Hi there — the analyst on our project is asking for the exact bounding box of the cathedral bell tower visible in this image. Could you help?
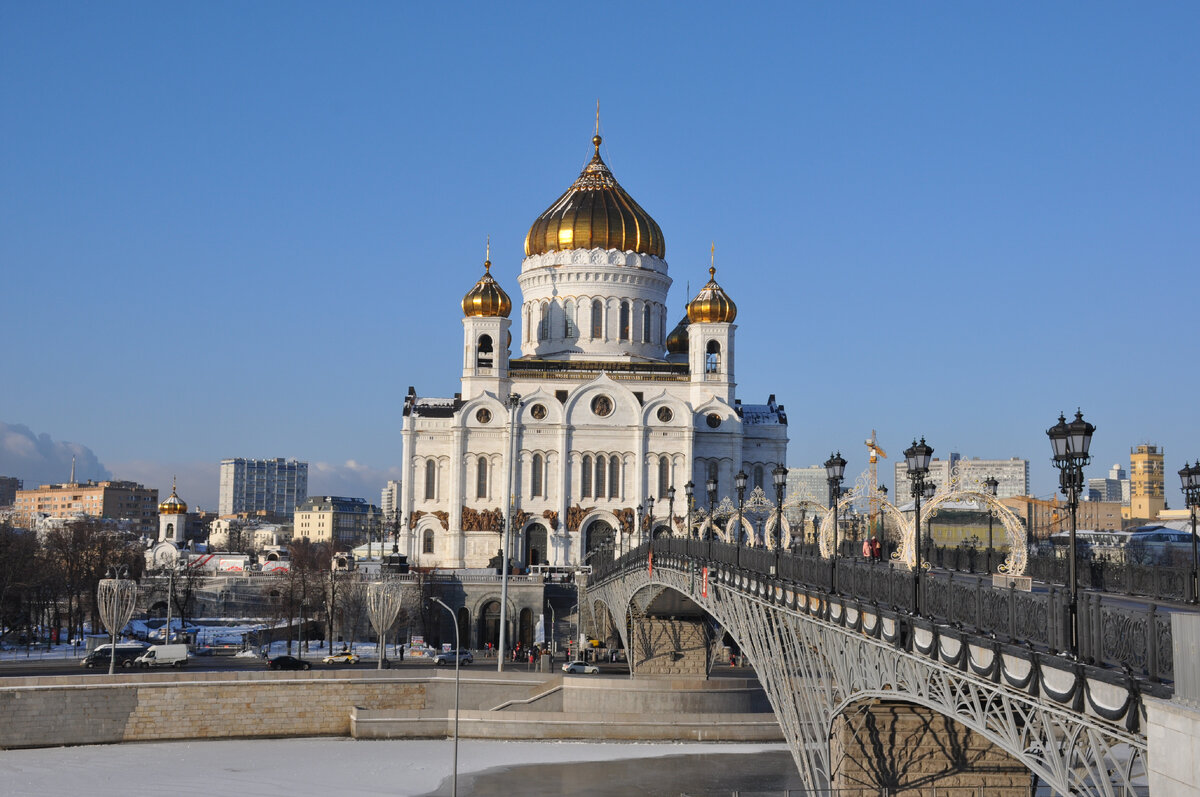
[686,264,737,404]
[460,244,512,400]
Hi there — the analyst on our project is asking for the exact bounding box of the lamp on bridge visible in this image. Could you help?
[646,496,655,544]
[734,470,748,566]
[684,480,695,540]
[984,475,999,573]
[824,452,847,594]
[1046,410,1094,659]
[706,476,718,556]
[1178,460,1200,604]
[904,437,934,616]
[772,465,788,574]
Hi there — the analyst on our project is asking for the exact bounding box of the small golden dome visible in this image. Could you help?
[665,314,689,354]
[158,479,187,515]
[687,266,737,323]
[525,134,665,258]
[462,259,512,318]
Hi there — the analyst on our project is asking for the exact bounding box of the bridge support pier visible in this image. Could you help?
[830,701,1032,796]
[629,617,711,676]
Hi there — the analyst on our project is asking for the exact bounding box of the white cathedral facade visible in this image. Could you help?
[398,133,788,569]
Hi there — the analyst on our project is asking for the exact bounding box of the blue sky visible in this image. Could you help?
[3,2,1197,511]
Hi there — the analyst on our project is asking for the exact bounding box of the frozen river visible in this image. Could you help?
[0,737,805,796]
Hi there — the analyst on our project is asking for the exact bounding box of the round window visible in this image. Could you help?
[530,404,547,420]
[591,395,614,417]
[656,406,673,423]
[706,413,722,429]
[476,408,492,424]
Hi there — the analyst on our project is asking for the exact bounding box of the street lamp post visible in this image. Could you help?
[772,465,787,574]
[706,476,717,557]
[667,486,676,538]
[1046,410,1095,658]
[684,480,695,541]
[1178,460,1200,604]
[735,470,748,567]
[498,392,522,672]
[430,598,461,797]
[824,453,847,593]
[904,438,934,615]
[984,475,999,573]
[635,504,644,552]
[878,484,888,560]
[96,566,136,676]
[646,496,655,544]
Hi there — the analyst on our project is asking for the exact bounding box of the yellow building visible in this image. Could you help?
[12,479,159,533]
[1129,444,1165,521]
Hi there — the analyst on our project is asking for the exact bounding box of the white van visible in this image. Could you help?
[135,644,189,668]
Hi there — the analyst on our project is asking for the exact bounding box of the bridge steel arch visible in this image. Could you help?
[586,545,1148,797]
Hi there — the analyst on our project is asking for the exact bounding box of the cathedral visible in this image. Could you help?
[398,132,788,569]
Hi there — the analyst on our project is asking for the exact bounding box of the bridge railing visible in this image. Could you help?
[594,538,1176,683]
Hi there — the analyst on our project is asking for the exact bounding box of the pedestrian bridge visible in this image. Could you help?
[585,539,1192,796]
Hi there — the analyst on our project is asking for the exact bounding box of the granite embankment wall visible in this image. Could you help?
[0,670,782,749]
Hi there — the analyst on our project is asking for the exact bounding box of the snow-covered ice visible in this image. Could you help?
[0,737,792,796]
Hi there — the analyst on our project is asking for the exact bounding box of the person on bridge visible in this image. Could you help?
[870,535,882,561]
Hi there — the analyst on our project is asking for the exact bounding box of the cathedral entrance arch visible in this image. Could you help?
[480,600,501,650]
[584,519,616,559]
[524,523,548,568]
[519,607,534,650]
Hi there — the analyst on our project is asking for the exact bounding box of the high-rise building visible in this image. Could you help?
[1129,445,1165,520]
[0,476,22,506]
[294,495,381,546]
[218,458,308,517]
[892,455,1028,500]
[1087,464,1130,505]
[381,479,402,519]
[12,479,158,534]
[787,466,830,508]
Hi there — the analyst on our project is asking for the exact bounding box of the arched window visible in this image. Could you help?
[658,456,670,497]
[476,456,488,499]
[705,340,721,374]
[531,453,544,497]
[523,304,531,343]
[642,305,651,343]
[659,312,665,344]
[754,465,764,490]
[425,460,437,500]
[563,300,576,338]
[619,301,630,341]
[165,522,174,538]
[609,455,620,498]
[591,300,603,338]
[595,455,606,498]
[707,461,719,500]
[581,455,592,498]
[476,334,493,369]
[423,528,435,554]
[538,303,548,341]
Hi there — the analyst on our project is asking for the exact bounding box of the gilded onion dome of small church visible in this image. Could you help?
[665,313,690,354]
[525,134,665,258]
[158,477,187,515]
[462,250,512,318]
[687,265,737,324]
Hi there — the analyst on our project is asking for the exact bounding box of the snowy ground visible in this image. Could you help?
[0,737,792,796]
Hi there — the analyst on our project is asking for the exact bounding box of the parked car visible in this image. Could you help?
[267,655,312,671]
[322,651,360,665]
[562,660,599,674]
[434,649,473,666]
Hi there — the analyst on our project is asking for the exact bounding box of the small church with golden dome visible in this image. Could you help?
[398,132,788,569]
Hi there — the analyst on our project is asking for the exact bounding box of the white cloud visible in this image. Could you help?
[308,460,403,505]
[0,422,111,487]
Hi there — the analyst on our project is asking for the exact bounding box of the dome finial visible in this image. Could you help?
[710,241,716,280]
[593,100,602,151]
[485,235,491,271]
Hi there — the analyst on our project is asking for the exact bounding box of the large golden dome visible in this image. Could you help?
[462,259,512,318]
[687,266,737,323]
[525,135,665,258]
